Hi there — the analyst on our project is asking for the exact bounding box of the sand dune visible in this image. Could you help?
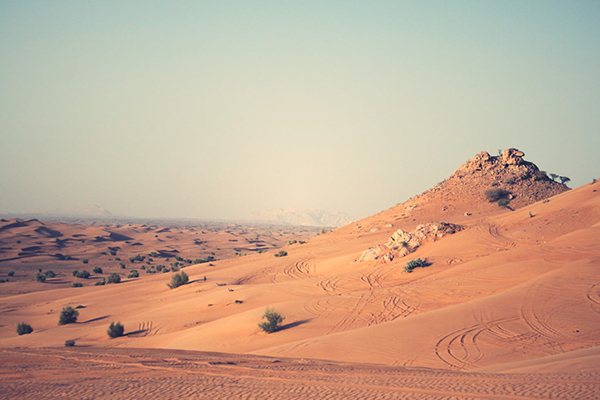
[1,150,599,398]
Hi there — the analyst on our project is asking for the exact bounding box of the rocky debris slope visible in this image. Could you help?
[358,222,462,263]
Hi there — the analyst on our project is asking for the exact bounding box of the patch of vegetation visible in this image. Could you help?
[44,270,56,278]
[274,250,288,257]
[403,258,429,273]
[167,271,189,289]
[192,256,216,264]
[105,273,121,284]
[534,170,549,181]
[64,339,75,347]
[559,176,571,185]
[71,282,83,288]
[107,322,125,338]
[258,308,285,333]
[127,270,139,278]
[95,281,105,286]
[484,188,511,202]
[82,259,88,264]
[129,254,145,263]
[75,270,90,279]
[93,267,103,274]
[58,306,79,325]
[498,198,511,208]
[72,270,79,276]
[8,271,14,277]
[35,272,46,282]
[16,322,33,335]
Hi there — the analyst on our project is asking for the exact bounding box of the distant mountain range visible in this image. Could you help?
[249,208,356,227]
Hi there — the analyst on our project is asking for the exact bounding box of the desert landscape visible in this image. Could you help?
[1,149,599,399]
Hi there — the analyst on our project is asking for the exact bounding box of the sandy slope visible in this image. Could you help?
[1,174,599,397]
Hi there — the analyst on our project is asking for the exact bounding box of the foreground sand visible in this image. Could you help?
[2,347,599,399]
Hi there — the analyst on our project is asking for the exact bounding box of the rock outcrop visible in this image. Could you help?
[358,222,462,263]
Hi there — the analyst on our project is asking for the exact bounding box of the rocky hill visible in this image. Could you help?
[350,148,570,232]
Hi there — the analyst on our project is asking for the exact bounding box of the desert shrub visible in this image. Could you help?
[127,270,139,278]
[403,258,428,273]
[93,267,103,274]
[559,176,571,185]
[107,321,125,338]
[72,270,79,276]
[35,272,46,282]
[484,188,511,202]
[175,256,184,262]
[82,259,88,264]
[16,322,33,335]
[549,173,558,182]
[71,282,83,288]
[64,255,72,260]
[64,339,75,347]
[109,250,117,256]
[498,198,511,208]
[95,280,105,286]
[0,279,5,283]
[105,273,121,284]
[140,265,146,270]
[8,271,14,276]
[258,308,285,333]
[192,256,215,264]
[58,306,79,325]
[274,250,288,258]
[287,239,298,245]
[76,270,90,279]
[167,271,189,289]
[534,170,549,181]
[44,270,56,278]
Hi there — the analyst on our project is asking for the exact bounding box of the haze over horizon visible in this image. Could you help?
[1,1,599,220]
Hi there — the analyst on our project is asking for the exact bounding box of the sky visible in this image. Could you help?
[1,1,599,220]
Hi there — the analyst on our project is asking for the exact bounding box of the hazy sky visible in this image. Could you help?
[1,1,599,220]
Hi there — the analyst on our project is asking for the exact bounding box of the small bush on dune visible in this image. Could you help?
[107,321,125,338]
[403,258,429,273]
[58,306,79,325]
[64,339,75,347]
[484,188,511,202]
[167,271,189,289]
[258,308,285,333]
[35,272,46,282]
[498,198,511,208]
[8,271,14,276]
[274,250,288,257]
[93,267,103,274]
[82,259,88,264]
[71,282,83,288]
[16,322,33,335]
[44,270,56,278]
[127,270,139,278]
[76,270,90,279]
[105,273,121,284]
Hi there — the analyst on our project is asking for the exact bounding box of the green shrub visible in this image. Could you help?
[258,308,285,333]
[127,270,139,278]
[107,321,125,338]
[105,273,121,284]
[534,170,549,181]
[498,198,511,208]
[35,272,46,282]
[44,270,56,278]
[484,188,511,202]
[95,280,105,286]
[16,322,33,335]
[76,270,90,279]
[7,271,14,277]
[71,282,83,288]
[82,259,88,264]
[109,250,117,256]
[559,176,571,185]
[58,306,79,325]
[167,271,189,289]
[64,339,75,347]
[403,258,428,273]
[274,250,288,257]
[93,267,103,274]
[72,270,79,276]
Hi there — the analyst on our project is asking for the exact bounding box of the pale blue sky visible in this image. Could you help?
[1,1,599,219]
